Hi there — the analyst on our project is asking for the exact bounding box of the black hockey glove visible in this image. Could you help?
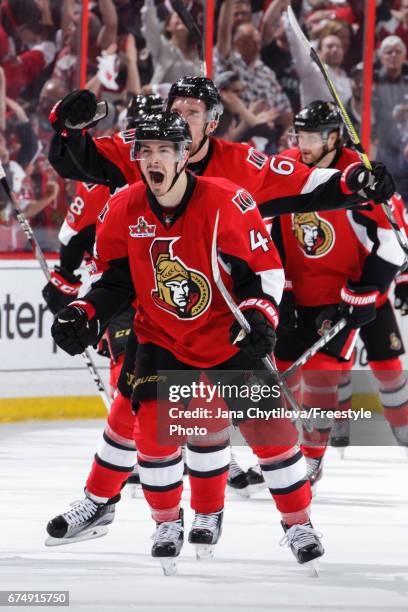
[316,280,379,331]
[42,266,82,315]
[51,302,100,356]
[394,272,408,316]
[343,161,395,203]
[230,300,279,359]
[49,90,98,133]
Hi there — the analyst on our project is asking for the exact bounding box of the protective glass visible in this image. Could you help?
[288,130,325,147]
[134,141,185,162]
[170,98,214,124]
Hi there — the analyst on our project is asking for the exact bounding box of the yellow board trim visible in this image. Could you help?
[0,396,107,423]
[0,393,383,423]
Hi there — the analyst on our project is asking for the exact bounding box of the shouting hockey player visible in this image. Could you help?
[49,111,327,575]
[45,78,398,519]
[272,100,407,486]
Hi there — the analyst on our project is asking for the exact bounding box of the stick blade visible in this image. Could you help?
[286,6,311,54]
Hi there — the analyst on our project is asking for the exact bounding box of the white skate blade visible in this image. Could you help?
[305,558,320,577]
[227,484,250,499]
[44,525,109,547]
[158,557,178,576]
[248,482,268,494]
[128,484,143,499]
[195,544,215,560]
[337,448,346,460]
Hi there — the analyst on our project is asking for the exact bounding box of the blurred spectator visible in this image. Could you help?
[318,34,351,100]
[377,0,408,50]
[373,34,408,200]
[216,70,280,149]
[231,0,253,29]
[215,0,293,134]
[261,0,300,113]
[141,0,201,98]
[317,18,361,71]
[0,0,56,99]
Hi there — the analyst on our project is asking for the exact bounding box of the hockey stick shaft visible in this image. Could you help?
[211,210,312,429]
[282,317,348,380]
[287,6,408,265]
[0,163,111,410]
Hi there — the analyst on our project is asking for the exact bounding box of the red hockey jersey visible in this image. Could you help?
[90,174,284,367]
[93,133,351,211]
[58,182,111,246]
[275,147,405,306]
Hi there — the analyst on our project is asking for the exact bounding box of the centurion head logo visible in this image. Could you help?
[292,212,335,258]
[150,238,211,319]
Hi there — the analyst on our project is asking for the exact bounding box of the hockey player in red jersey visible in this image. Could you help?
[272,101,407,486]
[48,111,326,575]
[47,77,395,220]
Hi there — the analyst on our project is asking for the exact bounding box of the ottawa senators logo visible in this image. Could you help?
[150,238,211,319]
[292,212,335,258]
[390,333,402,351]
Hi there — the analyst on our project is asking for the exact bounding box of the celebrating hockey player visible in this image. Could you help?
[272,100,407,486]
[48,111,326,575]
[48,77,395,219]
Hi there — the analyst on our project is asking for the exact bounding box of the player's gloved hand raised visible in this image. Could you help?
[230,300,279,359]
[42,266,82,315]
[51,302,100,356]
[316,281,379,332]
[49,90,98,133]
[394,272,408,316]
[343,161,395,203]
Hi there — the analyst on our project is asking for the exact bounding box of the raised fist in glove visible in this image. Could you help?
[42,266,82,314]
[394,272,408,316]
[343,161,395,203]
[230,299,279,359]
[51,301,100,356]
[49,90,98,133]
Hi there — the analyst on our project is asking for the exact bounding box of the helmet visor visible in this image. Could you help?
[288,129,325,147]
[134,140,186,162]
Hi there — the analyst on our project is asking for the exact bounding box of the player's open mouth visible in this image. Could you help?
[149,171,165,186]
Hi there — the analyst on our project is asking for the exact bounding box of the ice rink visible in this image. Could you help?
[1,419,407,612]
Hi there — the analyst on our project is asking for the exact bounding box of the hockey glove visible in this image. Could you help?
[51,301,100,356]
[394,272,408,316]
[343,161,395,203]
[49,90,98,133]
[230,299,279,359]
[42,266,82,315]
[316,281,379,332]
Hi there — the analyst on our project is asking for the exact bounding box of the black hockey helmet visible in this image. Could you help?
[126,94,164,129]
[166,76,223,121]
[293,100,342,140]
[134,111,192,146]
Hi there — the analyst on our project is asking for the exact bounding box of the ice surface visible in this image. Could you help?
[0,420,407,612]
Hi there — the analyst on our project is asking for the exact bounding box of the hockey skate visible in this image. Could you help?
[151,509,184,576]
[45,493,119,546]
[306,456,324,493]
[227,455,250,498]
[280,520,324,576]
[331,419,350,459]
[188,509,223,560]
[246,463,267,493]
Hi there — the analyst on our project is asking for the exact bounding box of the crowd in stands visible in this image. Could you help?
[1,0,408,252]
